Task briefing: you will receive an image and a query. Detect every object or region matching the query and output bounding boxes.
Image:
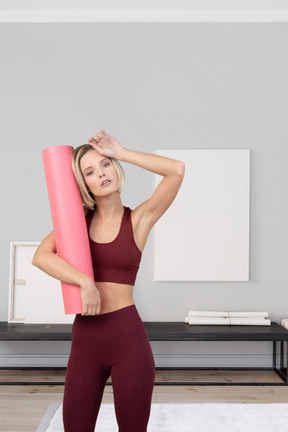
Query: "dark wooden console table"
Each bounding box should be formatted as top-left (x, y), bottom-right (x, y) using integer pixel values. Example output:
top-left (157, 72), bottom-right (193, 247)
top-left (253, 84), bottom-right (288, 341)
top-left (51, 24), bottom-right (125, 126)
top-left (1, 321), bottom-right (287, 386)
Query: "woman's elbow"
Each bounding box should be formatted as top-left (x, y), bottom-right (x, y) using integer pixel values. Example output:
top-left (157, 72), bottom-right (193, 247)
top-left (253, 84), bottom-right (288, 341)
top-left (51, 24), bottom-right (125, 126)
top-left (177, 161), bottom-right (185, 177)
top-left (32, 251), bottom-right (42, 268)
top-left (32, 249), bottom-right (49, 268)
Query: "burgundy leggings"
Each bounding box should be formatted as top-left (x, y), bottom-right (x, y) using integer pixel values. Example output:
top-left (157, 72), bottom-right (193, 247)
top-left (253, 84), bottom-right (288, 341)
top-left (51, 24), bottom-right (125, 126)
top-left (62, 305), bottom-right (155, 432)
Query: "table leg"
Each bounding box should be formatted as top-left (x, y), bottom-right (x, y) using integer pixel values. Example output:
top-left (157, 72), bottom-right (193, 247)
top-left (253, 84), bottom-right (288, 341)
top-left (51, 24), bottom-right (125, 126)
top-left (273, 341), bottom-right (277, 369)
top-left (283, 341), bottom-right (288, 384)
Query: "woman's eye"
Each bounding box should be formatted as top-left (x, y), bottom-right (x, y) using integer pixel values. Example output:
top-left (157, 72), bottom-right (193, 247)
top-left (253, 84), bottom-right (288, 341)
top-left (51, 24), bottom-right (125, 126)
top-left (87, 171), bottom-right (93, 176)
top-left (103, 162), bottom-right (110, 167)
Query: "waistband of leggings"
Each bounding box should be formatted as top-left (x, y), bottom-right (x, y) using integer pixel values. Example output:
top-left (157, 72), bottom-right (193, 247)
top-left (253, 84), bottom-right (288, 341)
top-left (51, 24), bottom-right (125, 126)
top-left (74, 304), bottom-right (142, 326)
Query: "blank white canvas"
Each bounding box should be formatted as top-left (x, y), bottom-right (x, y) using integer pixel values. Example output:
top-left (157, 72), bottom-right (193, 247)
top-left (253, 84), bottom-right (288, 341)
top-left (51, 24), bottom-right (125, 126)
top-left (9, 243), bottom-right (74, 324)
top-left (8, 242), bottom-right (39, 323)
top-left (26, 260), bottom-right (74, 324)
top-left (154, 149), bottom-right (250, 281)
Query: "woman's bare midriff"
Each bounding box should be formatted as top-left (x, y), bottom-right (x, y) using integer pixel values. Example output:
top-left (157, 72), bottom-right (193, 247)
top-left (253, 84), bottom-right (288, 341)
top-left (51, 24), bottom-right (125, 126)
top-left (94, 281), bottom-right (135, 314)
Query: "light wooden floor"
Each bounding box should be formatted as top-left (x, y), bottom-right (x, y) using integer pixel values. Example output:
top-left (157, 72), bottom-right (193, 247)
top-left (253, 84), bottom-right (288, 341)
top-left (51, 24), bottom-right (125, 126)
top-left (1, 369), bottom-right (288, 432)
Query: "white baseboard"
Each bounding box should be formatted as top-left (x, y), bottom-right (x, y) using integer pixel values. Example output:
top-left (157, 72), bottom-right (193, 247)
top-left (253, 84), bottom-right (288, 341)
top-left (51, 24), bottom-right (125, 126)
top-left (0, 353), bottom-right (284, 368)
top-left (0, 354), bottom-right (69, 368)
top-left (153, 354), bottom-right (283, 368)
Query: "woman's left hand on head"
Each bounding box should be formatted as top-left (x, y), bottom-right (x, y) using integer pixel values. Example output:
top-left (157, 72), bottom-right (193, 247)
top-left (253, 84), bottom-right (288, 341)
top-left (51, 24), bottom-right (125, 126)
top-left (88, 130), bottom-right (124, 159)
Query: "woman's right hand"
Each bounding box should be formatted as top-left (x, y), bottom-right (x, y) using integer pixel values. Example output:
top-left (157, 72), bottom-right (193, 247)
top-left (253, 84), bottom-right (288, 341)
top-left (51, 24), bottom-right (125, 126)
top-left (80, 278), bottom-right (101, 316)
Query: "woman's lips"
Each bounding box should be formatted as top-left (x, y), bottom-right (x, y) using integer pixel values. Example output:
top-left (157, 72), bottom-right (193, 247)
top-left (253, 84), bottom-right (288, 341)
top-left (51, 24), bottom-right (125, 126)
top-left (101, 180), bottom-right (111, 187)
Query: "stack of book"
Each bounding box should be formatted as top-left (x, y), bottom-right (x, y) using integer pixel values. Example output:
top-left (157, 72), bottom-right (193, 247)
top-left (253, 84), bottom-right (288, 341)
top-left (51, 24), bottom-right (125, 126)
top-left (184, 311), bottom-right (271, 326)
top-left (281, 318), bottom-right (288, 330)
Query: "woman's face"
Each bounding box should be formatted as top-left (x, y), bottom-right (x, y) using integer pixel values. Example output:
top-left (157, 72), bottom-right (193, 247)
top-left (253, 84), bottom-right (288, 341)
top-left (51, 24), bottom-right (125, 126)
top-left (80, 149), bottom-right (119, 197)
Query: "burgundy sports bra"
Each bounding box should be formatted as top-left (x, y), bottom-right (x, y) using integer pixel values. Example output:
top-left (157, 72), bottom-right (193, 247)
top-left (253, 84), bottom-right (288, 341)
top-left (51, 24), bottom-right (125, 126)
top-left (86, 206), bottom-right (142, 286)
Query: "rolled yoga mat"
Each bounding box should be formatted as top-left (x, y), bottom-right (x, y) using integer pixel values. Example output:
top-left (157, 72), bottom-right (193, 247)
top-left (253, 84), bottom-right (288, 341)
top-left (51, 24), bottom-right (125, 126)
top-left (42, 145), bottom-right (94, 314)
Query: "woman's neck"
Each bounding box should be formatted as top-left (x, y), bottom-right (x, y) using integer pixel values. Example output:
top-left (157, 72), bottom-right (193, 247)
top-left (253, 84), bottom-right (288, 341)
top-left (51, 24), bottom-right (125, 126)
top-left (93, 196), bottom-right (124, 224)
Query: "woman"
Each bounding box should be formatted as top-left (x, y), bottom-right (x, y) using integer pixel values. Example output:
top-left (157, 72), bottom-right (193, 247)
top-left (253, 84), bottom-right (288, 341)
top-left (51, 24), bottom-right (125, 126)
top-left (32, 129), bottom-right (185, 432)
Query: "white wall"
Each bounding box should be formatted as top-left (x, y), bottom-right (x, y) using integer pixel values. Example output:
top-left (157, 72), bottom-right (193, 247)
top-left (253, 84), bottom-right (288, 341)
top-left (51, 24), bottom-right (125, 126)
top-left (0, 13), bottom-right (287, 366)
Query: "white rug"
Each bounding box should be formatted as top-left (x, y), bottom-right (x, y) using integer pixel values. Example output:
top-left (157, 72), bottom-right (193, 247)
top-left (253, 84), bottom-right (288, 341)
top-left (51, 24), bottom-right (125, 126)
top-left (37, 402), bottom-right (288, 432)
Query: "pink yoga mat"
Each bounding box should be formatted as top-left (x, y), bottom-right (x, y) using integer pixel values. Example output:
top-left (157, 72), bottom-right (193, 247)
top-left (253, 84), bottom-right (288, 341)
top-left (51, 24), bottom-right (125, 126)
top-left (42, 145), bottom-right (94, 314)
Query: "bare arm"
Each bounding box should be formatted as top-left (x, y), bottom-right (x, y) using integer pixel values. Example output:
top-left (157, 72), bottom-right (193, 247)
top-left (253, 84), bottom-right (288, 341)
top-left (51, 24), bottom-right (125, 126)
top-left (32, 228), bottom-right (101, 316)
top-left (88, 130), bottom-right (185, 229)
top-left (32, 231), bottom-right (92, 287)
top-left (118, 148), bottom-right (185, 227)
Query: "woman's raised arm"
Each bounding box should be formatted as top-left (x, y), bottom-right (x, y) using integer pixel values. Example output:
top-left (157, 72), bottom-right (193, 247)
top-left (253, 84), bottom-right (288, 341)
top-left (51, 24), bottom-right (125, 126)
top-left (88, 130), bottom-right (185, 229)
top-left (119, 148), bottom-right (185, 227)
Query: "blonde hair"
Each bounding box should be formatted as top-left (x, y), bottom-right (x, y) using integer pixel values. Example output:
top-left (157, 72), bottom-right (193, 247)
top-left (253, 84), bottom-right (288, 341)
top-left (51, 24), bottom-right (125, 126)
top-left (72, 144), bottom-right (125, 210)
